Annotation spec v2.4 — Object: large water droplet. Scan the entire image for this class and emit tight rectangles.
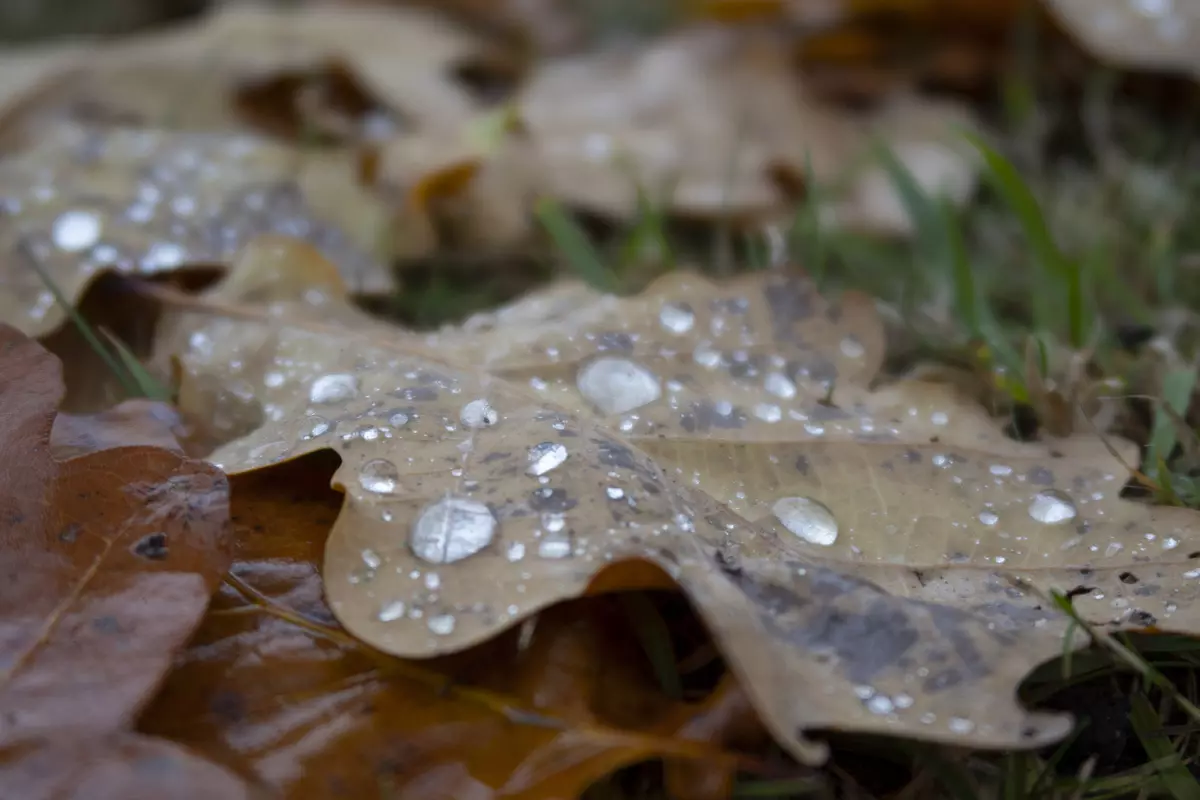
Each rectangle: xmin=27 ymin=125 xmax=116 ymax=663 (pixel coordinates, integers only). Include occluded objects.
xmin=659 ymin=302 xmax=695 ymax=334
xmin=461 ymin=399 xmax=498 ymax=428
xmin=309 ymin=373 xmax=358 ymax=404
xmin=772 ymin=496 xmax=839 ymax=546
xmin=577 ymin=357 xmax=661 ymax=414
xmin=52 ymin=209 xmax=102 ymax=252
xmin=359 ymin=459 xmax=399 ymax=494
xmin=1028 ymin=489 xmax=1077 ymax=525
xmin=527 ymin=442 xmax=568 ymax=476
xmin=410 ymin=496 xmax=496 ymax=564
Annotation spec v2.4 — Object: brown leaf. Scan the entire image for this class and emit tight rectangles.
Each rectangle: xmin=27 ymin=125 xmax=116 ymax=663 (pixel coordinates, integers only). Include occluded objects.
xmin=0 ymin=124 xmax=394 ymax=338
xmin=0 ymin=734 xmax=259 ymax=800
xmin=0 ymin=323 xmax=232 ymax=744
xmin=152 ymin=239 xmax=1105 ymax=763
xmin=50 ymin=399 xmax=185 ymax=459
xmin=139 ymin=457 xmax=750 ymax=798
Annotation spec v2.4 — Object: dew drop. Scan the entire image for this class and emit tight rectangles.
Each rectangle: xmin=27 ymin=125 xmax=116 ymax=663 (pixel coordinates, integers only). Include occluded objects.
xmin=361 ymin=548 xmax=382 ymax=570
xmin=772 ymin=496 xmax=839 ymax=546
xmin=931 ymin=411 xmax=949 ymax=426
xmin=359 ymin=459 xmax=400 ymax=494
xmin=978 ymin=510 xmax=999 ymax=527
xmin=309 ymin=373 xmax=358 ymax=404
xmin=948 ymin=717 xmax=974 ymax=734
xmin=527 ymin=442 xmax=568 ymax=476
xmin=753 ymin=403 xmax=782 ymax=423
xmin=410 ymin=496 xmax=496 ymax=564
xmin=264 ymin=371 xmax=285 ymax=388
xmin=307 ymin=417 xmax=331 ymax=438
xmin=1164 ymin=537 xmax=1180 ymax=550
xmin=606 ymin=486 xmax=625 ymax=500
xmin=427 ymin=614 xmax=456 ymax=636
xmin=389 ymin=412 xmax=410 ymax=427
xmin=659 ymin=302 xmax=695 ymax=334
xmin=866 ymin=695 xmax=894 ymax=715
xmin=1027 ymin=489 xmax=1078 ymax=525
xmin=377 ymin=600 xmax=406 ymax=622
xmin=538 ymin=537 xmax=572 ymax=559
xmin=577 ymin=357 xmax=661 ymax=415
xmin=542 ymin=513 xmax=566 ymax=532
xmin=52 ymin=209 xmax=102 ymax=252
xmin=989 ymin=464 xmax=1013 ymax=477
xmin=461 ymin=398 xmax=498 ymax=428
xmin=693 ymin=344 xmax=722 ymax=369
xmin=505 ymin=541 xmax=526 ymax=562
xmin=764 ymin=372 xmax=796 ymax=399
xmin=840 ymin=336 xmax=865 ymax=359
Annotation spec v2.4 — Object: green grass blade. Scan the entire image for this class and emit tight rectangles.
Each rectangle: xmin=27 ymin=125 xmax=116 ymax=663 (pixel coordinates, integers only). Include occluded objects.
xmin=23 ymin=250 xmax=141 ymax=398
xmin=616 ymin=592 xmax=683 ymax=701
xmin=1146 ymin=367 xmax=1198 ymax=483
xmin=789 ymin=150 xmax=828 ymax=284
xmin=1128 ymin=692 xmax=1200 ymax=800
xmin=534 ymin=197 xmax=618 ymax=291
xmin=99 ymin=328 xmax=172 ymax=402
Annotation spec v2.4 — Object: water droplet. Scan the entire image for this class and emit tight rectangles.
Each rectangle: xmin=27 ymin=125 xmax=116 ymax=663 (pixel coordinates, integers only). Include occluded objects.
xmin=506 ymin=541 xmax=526 ymax=562
xmin=424 ymin=572 xmax=441 ymax=590
xmin=359 ymin=459 xmax=400 ymax=494
xmin=52 ymin=209 xmax=102 ymax=252
xmin=754 ymin=403 xmax=782 ymax=423
xmin=1164 ymin=537 xmax=1180 ymax=550
xmin=309 ymin=373 xmax=358 ymax=404
xmin=764 ymin=372 xmax=796 ymax=399
xmin=389 ymin=412 xmax=410 ymax=427
xmin=931 ymin=411 xmax=949 ymax=426
xmin=893 ymin=693 xmax=914 ymax=709
xmin=461 ymin=399 xmax=498 ymax=428
xmin=538 ymin=537 xmax=572 ymax=559
xmin=866 ymin=695 xmax=894 ymax=715
xmin=361 ymin=548 xmax=382 ymax=570
xmin=428 ymin=614 xmax=456 ymax=636
xmin=659 ymin=302 xmax=695 ymax=334
xmin=577 ymin=357 xmax=661 ymax=415
xmin=1028 ymin=489 xmax=1077 ymax=525
xmin=307 ymin=417 xmax=331 ymax=438
xmin=542 ymin=513 xmax=566 ymax=532
xmin=1184 ymin=569 xmax=1200 ymax=579
xmin=803 ymin=422 xmax=825 ymax=437
xmin=377 ymin=600 xmax=406 ymax=622
xmin=989 ymin=464 xmax=1013 ymax=476
xmin=264 ymin=371 xmax=285 ymax=388
xmin=772 ymin=496 xmax=839 ymax=546
xmin=606 ymin=486 xmax=625 ymax=500
xmin=527 ymin=442 xmax=568 ymax=476
xmin=693 ymin=344 xmax=722 ymax=369
xmin=410 ymin=496 xmax=496 ymax=564
xmin=948 ymin=717 xmax=974 ymax=734
xmin=978 ymin=510 xmax=999 ymax=527
xmin=840 ymin=336 xmax=865 ymax=359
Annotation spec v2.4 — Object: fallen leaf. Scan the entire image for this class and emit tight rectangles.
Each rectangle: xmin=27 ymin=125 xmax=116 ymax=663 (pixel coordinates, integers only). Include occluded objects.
xmin=139 ymin=456 xmax=751 ymax=798
xmin=0 ymin=323 xmax=232 ymax=744
xmin=0 ymin=124 xmax=394 ymax=338
xmin=511 ymin=25 xmax=979 ymax=232
xmin=0 ymin=734 xmax=259 ymax=800
xmin=50 ymin=398 xmax=186 ymax=459
xmin=1046 ymin=0 xmax=1200 ymax=76
xmin=150 ymin=237 xmax=1127 ymax=763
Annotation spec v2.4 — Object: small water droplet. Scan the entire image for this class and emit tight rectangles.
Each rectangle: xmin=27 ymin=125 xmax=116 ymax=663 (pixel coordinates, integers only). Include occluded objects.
xmin=52 ymin=209 xmax=102 ymax=252
xmin=577 ymin=357 xmax=661 ymax=415
xmin=361 ymin=548 xmax=382 ymax=570
xmin=309 ymin=373 xmax=358 ymax=404
xmin=659 ymin=302 xmax=695 ymax=334
xmin=1184 ymin=569 xmax=1200 ymax=579
xmin=893 ymin=693 xmax=914 ymax=709
xmin=542 ymin=513 xmax=566 ymax=532
xmin=674 ymin=513 xmax=694 ymax=532
xmin=989 ymin=464 xmax=1013 ymax=476
xmin=527 ymin=442 xmax=568 ymax=476
xmin=606 ymin=486 xmax=625 ymax=500
xmin=978 ymin=510 xmax=999 ymax=527
xmin=1028 ymin=489 xmax=1077 ymax=525
xmin=410 ymin=496 xmax=497 ymax=564
xmin=803 ymin=422 xmax=825 ymax=436
xmin=264 ymin=371 xmax=285 ymax=388
xmin=754 ymin=403 xmax=782 ymax=423
xmin=424 ymin=572 xmax=441 ymax=590
xmin=931 ymin=411 xmax=949 ymax=426
xmin=506 ymin=541 xmax=526 ymax=562
xmin=538 ymin=537 xmax=572 ymax=559
xmin=377 ymin=600 xmax=406 ymax=622
xmin=948 ymin=717 xmax=974 ymax=734
xmin=764 ymin=372 xmax=796 ymax=399
xmin=389 ymin=412 xmax=410 ymax=427
xmin=840 ymin=336 xmax=865 ymax=359
xmin=1164 ymin=537 xmax=1180 ymax=550
xmin=307 ymin=417 xmax=331 ymax=438
xmin=693 ymin=344 xmax=722 ymax=369
xmin=772 ymin=496 xmax=839 ymax=546
xmin=427 ymin=614 xmax=456 ymax=636
xmin=461 ymin=399 xmax=498 ymax=428
xmin=866 ymin=695 xmax=894 ymax=715
xmin=359 ymin=459 xmax=400 ymax=494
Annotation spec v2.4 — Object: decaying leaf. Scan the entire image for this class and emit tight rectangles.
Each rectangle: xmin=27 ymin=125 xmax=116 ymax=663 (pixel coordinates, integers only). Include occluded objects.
xmin=0 ymin=735 xmax=258 ymax=800
xmin=139 ymin=458 xmax=752 ymax=798
xmin=150 ymin=237 xmax=1154 ymax=764
xmin=50 ymin=398 xmax=185 ymax=460
xmin=0 ymin=4 xmax=503 ymax=143
xmin=511 ymin=25 xmax=979 ymax=232
xmin=0 ymin=324 xmax=232 ymax=744
xmin=0 ymin=124 xmax=394 ymax=338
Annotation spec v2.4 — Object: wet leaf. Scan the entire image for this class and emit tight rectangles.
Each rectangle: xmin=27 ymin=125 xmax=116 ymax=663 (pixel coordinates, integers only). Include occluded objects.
xmin=0 ymin=324 xmax=232 ymax=743
xmin=138 ymin=457 xmax=751 ymax=798
xmin=0 ymin=734 xmax=259 ymax=800
xmin=0 ymin=124 xmax=394 ymax=338
xmin=50 ymin=398 xmax=186 ymax=459
xmin=1046 ymin=0 xmax=1200 ymax=76
xmin=151 ymin=237 xmax=1172 ymax=763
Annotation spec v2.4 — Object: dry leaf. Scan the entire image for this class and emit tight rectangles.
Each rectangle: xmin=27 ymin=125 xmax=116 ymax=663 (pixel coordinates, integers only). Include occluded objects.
xmin=139 ymin=457 xmax=750 ymax=798
xmin=0 ymin=124 xmax=394 ymax=338
xmin=511 ymin=25 xmax=979 ymax=233
xmin=150 ymin=237 xmax=1155 ymax=765
xmin=0 ymin=324 xmax=232 ymax=744
xmin=0 ymin=735 xmax=258 ymax=800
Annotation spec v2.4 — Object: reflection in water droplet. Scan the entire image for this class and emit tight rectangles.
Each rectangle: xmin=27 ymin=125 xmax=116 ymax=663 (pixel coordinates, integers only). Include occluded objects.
xmin=527 ymin=442 xmax=568 ymax=476
xmin=772 ymin=496 xmax=839 ymax=546
xmin=410 ymin=496 xmax=496 ymax=564
xmin=461 ymin=399 xmax=498 ymax=428
xmin=359 ymin=459 xmax=400 ymax=494
xmin=307 ymin=418 xmax=331 ymax=438
xmin=866 ymin=695 xmax=894 ymax=715
xmin=538 ymin=537 xmax=572 ymax=559
xmin=764 ymin=372 xmax=796 ymax=399
xmin=606 ymin=487 xmax=625 ymax=500
xmin=989 ymin=464 xmax=1013 ymax=476
xmin=542 ymin=513 xmax=565 ymax=532
xmin=1164 ymin=537 xmax=1180 ymax=550
xmin=659 ymin=302 xmax=695 ymax=334
xmin=53 ymin=209 xmax=102 ymax=252
xmin=577 ymin=357 xmax=661 ymax=415
xmin=754 ymin=403 xmax=782 ymax=423
xmin=428 ymin=614 xmax=456 ymax=636
xmin=1027 ymin=489 xmax=1077 ymax=525
xmin=309 ymin=373 xmax=358 ymax=404
xmin=377 ymin=600 xmax=406 ymax=622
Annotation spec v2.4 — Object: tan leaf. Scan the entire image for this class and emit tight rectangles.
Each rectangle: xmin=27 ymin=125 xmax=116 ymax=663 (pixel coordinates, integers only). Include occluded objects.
xmin=1046 ymin=0 xmax=1200 ymax=76
xmin=151 ymin=237 xmax=1161 ymax=764
xmin=0 ymin=124 xmax=394 ymax=338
